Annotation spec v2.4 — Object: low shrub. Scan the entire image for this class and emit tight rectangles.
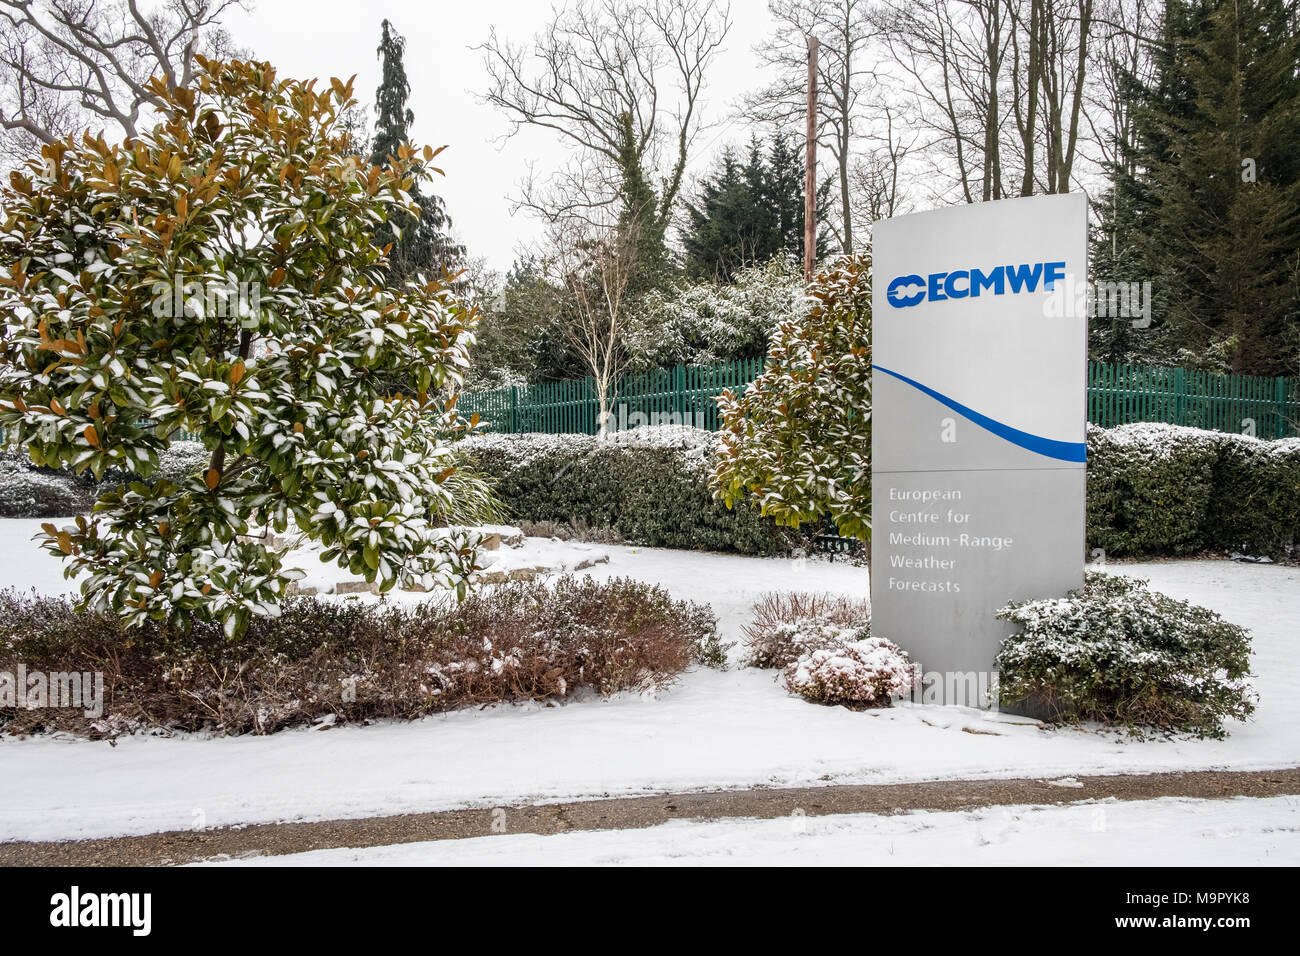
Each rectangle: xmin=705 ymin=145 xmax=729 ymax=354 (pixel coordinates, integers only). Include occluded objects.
xmin=464 ymin=426 xmax=795 ymax=555
xmin=0 ymin=450 xmax=98 ymax=517
xmin=783 ymin=635 xmax=917 ymax=709
xmin=741 ymin=591 xmax=872 ymax=668
xmin=739 ymin=590 xmax=911 ymax=710
xmin=0 ymin=576 xmax=720 ymax=737
xmin=516 ymin=517 xmax=627 ymax=545
xmin=995 ymin=571 xmax=1256 ymax=738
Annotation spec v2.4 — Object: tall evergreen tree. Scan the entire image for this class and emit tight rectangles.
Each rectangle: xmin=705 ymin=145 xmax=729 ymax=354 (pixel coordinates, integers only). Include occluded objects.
xmin=1120 ymin=0 xmax=1300 ymax=375
xmin=682 ymin=135 xmax=818 ymax=281
xmin=370 ymin=19 xmax=463 ymax=285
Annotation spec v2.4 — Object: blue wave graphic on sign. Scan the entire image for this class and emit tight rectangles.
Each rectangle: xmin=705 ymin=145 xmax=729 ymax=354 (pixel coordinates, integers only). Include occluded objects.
xmin=872 ymin=364 xmax=1087 ymax=463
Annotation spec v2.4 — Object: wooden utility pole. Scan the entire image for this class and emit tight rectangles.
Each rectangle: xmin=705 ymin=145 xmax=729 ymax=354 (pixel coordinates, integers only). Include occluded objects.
xmin=804 ymin=35 xmax=819 ymax=282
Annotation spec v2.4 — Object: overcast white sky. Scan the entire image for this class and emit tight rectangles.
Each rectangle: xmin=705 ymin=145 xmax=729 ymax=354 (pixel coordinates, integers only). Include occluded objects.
xmin=226 ymin=0 xmax=781 ymax=272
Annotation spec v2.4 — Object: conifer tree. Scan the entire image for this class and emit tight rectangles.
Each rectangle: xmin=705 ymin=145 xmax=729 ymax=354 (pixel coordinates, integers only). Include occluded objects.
xmin=682 ymin=135 xmax=818 ymax=281
xmin=1121 ymin=0 xmax=1300 ymax=375
xmin=371 ymin=19 xmax=463 ymax=284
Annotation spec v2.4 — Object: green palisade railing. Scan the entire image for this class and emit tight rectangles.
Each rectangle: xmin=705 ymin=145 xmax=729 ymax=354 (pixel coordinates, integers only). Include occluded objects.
xmin=9 ymin=360 xmax=1290 ymax=446
xmin=461 ymin=358 xmax=767 ymax=437
xmin=1086 ymin=363 xmax=1300 ymax=440
xmin=462 ymin=360 xmax=1300 ymax=440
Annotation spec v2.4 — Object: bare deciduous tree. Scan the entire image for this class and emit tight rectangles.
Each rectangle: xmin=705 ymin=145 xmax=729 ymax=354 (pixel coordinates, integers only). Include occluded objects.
xmin=746 ymin=0 xmax=880 ymax=254
xmin=850 ymin=101 xmax=913 ymax=229
xmin=545 ymin=214 xmax=642 ymax=437
xmin=1029 ymin=0 xmax=1094 ymax=192
xmin=478 ymin=0 xmax=731 ymax=233
xmin=1084 ymin=0 xmax=1158 ymax=253
xmin=0 ymin=0 xmax=245 ymax=163
xmin=880 ymin=0 xmax=1010 ymax=203
xmin=880 ymin=0 xmax=1096 ymax=202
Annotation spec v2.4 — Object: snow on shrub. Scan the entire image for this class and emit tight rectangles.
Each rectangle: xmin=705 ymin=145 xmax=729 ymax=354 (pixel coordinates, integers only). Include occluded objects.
xmin=0 ymin=470 xmax=89 ymax=517
xmin=0 ymin=451 xmax=96 ymax=517
xmin=0 ymin=441 xmax=260 ymax=518
xmin=464 ymin=426 xmax=794 ymax=554
xmin=0 ymin=575 xmax=720 ymax=738
xmin=151 ymin=441 xmax=210 ymax=484
xmin=783 ymin=634 xmax=917 ymax=709
xmin=741 ymin=590 xmax=913 ymax=709
xmin=1086 ymin=422 xmax=1300 ymax=559
xmin=460 ymin=417 xmax=1297 ymax=560
xmin=742 ymin=591 xmax=872 ymax=668
xmin=1085 ymin=422 xmax=1220 ymax=556
xmin=995 ymin=571 xmax=1256 ymax=738
xmin=1203 ymin=431 xmax=1300 ymax=558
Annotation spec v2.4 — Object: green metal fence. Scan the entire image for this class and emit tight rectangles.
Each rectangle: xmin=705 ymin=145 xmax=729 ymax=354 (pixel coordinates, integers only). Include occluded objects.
xmin=461 ymin=358 xmax=765 ymax=436
xmin=462 ymin=359 xmax=1300 ymax=440
xmin=1087 ymin=363 xmax=1299 ymax=439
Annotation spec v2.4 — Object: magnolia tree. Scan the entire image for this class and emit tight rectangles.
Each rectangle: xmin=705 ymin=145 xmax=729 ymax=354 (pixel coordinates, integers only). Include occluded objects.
xmin=0 ymin=58 xmax=489 ymax=636
xmin=711 ymin=256 xmax=872 ymax=554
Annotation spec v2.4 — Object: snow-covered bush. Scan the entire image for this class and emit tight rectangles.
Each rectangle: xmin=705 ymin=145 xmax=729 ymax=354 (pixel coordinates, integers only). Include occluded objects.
xmin=1086 ymin=423 xmax=1300 ymax=558
xmin=783 ymin=634 xmax=917 ymax=709
xmin=623 ymin=258 xmax=804 ymax=372
xmin=0 ymin=450 xmax=97 ymax=517
xmin=712 ymin=256 xmax=872 ymax=543
xmin=0 ymin=440 xmax=266 ymax=518
xmin=739 ymin=589 xmax=912 ymax=709
xmin=995 ymin=571 xmax=1256 ymax=738
xmin=1085 ymin=423 xmax=1219 ymax=556
xmin=464 ymin=426 xmax=794 ymax=554
xmin=0 ymin=575 xmax=719 ymax=737
xmin=151 ymin=441 xmax=210 ymax=484
xmin=0 ymin=60 xmax=489 ymax=635
xmin=742 ymin=591 xmax=872 ymax=668
xmin=1204 ymin=433 xmax=1300 ymax=558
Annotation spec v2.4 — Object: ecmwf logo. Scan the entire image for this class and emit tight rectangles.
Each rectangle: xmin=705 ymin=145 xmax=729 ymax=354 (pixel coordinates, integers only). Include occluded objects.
xmin=885 ymin=261 xmax=1068 ymax=308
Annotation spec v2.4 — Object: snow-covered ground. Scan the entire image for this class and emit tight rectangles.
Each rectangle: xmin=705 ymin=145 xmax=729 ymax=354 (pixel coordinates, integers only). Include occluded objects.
xmin=208 ymin=795 xmax=1300 ymax=866
xmin=1 ymin=517 xmax=1298 ymax=843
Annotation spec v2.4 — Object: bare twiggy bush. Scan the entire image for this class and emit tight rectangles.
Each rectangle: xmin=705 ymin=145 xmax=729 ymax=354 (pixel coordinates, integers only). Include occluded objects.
xmin=741 ymin=590 xmax=871 ymax=669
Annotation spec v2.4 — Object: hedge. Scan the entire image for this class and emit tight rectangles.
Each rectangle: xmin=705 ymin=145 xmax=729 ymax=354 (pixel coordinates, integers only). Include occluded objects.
xmin=6 ymin=425 xmax=1298 ymax=560
xmin=471 ymin=423 xmax=1299 ymax=559
xmin=0 ymin=441 xmax=208 ymax=519
xmin=1086 ymin=423 xmax=1300 ymax=559
xmin=463 ymin=426 xmax=795 ymax=555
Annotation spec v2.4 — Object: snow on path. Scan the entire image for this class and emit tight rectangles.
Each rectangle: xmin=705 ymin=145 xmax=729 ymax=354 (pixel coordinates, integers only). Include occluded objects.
xmin=1 ymin=518 xmax=1298 ymax=842
xmin=206 ymin=795 xmax=1300 ymax=866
